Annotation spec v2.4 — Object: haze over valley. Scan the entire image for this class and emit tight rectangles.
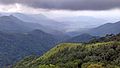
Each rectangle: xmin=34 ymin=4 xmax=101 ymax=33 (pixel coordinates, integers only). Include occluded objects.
xmin=0 ymin=0 xmax=120 ymax=68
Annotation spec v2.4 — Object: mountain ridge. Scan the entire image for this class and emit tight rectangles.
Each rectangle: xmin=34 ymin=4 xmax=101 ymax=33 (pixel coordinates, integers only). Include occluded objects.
xmin=86 ymin=21 xmax=120 ymax=36
xmin=0 ymin=29 xmax=59 ymax=67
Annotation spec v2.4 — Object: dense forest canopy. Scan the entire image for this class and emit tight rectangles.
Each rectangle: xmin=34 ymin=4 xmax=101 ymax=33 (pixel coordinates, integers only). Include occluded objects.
xmin=13 ymin=33 xmax=120 ymax=68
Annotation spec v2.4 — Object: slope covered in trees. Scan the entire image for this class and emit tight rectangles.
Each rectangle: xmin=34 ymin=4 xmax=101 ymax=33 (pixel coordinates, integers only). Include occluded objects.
xmin=13 ymin=41 xmax=120 ymax=68
xmin=0 ymin=30 xmax=59 ymax=67
xmin=89 ymin=33 xmax=120 ymax=43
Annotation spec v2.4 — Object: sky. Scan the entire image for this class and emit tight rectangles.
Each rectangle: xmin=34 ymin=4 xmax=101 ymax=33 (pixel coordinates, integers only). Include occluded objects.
xmin=0 ymin=0 xmax=120 ymax=10
xmin=0 ymin=0 xmax=120 ymax=22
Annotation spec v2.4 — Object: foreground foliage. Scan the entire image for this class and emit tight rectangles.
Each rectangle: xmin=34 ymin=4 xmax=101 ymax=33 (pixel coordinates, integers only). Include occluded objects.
xmin=13 ymin=41 xmax=120 ymax=68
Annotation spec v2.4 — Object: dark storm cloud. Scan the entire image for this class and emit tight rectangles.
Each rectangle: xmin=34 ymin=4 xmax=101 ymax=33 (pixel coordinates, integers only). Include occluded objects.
xmin=0 ymin=0 xmax=120 ymax=10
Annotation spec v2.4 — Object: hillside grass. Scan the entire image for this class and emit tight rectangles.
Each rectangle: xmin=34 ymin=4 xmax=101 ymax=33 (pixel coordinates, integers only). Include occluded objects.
xmin=13 ymin=41 xmax=120 ymax=68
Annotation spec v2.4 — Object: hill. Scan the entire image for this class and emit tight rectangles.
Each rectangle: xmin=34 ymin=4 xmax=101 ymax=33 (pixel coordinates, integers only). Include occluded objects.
xmin=13 ymin=33 xmax=120 ymax=68
xmin=89 ymin=33 xmax=120 ymax=43
xmin=13 ymin=42 xmax=120 ymax=68
xmin=0 ymin=30 xmax=59 ymax=67
xmin=0 ymin=15 xmax=46 ymax=33
xmin=87 ymin=21 xmax=120 ymax=36
xmin=67 ymin=21 xmax=120 ymax=37
xmin=65 ymin=33 xmax=99 ymax=43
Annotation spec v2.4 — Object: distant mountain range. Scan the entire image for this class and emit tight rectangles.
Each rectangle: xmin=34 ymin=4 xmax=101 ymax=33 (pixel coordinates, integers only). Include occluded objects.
xmin=0 ymin=13 xmax=120 ymax=39
xmin=0 ymin=15 xmax=68 ymax=38
xmin=12 ymin=13 xmax=67 ymax=32
xmin=0 ymin=13 xmax=120 ymax=42
xmin=53 ymin=16 xmax=107 ymax=31
xmin=67 ymin=21 xmax=120 ymax=36
xmin=0 ymin=13 xmax=108 ymax=32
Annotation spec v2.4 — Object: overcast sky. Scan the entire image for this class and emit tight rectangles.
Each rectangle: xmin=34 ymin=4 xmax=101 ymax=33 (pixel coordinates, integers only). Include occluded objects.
xmin=0 ymin=0 xmax=120 ymax=10
xmin=0 ymin=0 xmax=120 ymax=22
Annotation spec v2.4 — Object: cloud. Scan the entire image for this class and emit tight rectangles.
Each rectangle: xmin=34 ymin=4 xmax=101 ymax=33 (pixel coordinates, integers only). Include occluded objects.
xmin=0 ymin=3 xmax=48 ymax=14
xmin=0 ymin=0 xmax=120 ymax=10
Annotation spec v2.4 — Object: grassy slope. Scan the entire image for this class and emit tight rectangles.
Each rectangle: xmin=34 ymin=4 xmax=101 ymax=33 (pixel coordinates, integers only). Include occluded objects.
xmin=13 ymin=42 xmax=120 ymax=68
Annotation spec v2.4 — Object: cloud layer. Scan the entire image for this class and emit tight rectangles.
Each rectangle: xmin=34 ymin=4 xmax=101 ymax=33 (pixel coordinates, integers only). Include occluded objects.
xmin=0 ymin=0 xmax=120 ymax=10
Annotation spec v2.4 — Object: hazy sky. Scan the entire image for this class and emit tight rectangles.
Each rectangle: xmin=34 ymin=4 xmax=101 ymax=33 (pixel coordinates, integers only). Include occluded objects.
xmin=0 ymin=0 xmax=120 ymax=22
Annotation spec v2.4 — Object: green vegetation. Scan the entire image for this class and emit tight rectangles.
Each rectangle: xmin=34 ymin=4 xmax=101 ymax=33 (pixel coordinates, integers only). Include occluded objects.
xmin=13 ymin=33 xmax=120 ymax=68
xmin=13 ymin=41 xmax=120 ymax=68
xmin=89 ymin=33 xmax=120 ymax=43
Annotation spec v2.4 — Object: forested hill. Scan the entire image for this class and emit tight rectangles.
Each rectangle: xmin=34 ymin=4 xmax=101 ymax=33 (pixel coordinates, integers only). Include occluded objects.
xmin=89 ymin=33 xmax=120 ymax=43
xmin=13 ymin=33 xmax=120 ymax=68
xmin=0 ymin=30 xmax=59 ymax=68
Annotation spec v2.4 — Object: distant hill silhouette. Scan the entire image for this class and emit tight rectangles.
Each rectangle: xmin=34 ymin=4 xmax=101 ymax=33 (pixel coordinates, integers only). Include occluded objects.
xmin=87 ymin=21 xmax=120 ymax=36
xmin=65 ymin=33 xmax=98 ymax=43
